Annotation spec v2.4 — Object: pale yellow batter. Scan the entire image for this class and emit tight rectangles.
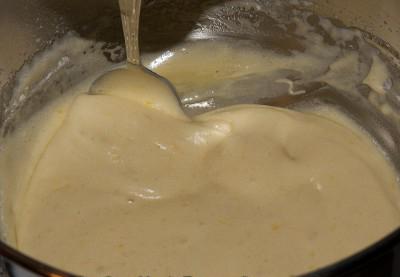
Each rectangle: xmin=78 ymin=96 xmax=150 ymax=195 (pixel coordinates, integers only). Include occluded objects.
xmin=0 ymin=62 xmax=398 ymax=277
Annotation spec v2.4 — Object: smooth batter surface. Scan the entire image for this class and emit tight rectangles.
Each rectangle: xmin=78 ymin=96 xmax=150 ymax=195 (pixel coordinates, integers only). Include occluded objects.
xmin=2 ymin=63 xmax=399 ymax=277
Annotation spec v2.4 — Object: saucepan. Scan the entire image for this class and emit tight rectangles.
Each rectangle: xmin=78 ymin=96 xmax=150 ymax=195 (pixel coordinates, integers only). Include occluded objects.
xmin=1 ymin=0 xmax=400 ymax=276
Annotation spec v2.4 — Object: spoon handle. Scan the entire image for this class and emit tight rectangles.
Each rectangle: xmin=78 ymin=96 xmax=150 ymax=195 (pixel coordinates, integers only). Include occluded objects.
xmin=119 ymin=0 xmax=142 ymax=65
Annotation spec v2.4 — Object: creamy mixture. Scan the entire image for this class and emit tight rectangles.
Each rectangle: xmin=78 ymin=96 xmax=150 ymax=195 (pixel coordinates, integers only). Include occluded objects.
xmin=0 ymin=59 xmax=399 ymax=276
xmin=2 ymin=6 xmax=400 ymax=276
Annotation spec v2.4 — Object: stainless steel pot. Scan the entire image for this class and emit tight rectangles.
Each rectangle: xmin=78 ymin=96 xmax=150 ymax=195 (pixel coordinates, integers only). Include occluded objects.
xmin=1 ymin=0 xmax=400 ymax=276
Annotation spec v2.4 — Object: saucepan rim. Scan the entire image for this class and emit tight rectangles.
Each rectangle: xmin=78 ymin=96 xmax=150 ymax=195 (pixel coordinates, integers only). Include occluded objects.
xmin=0 ymin=227 xmax=400 ymax=276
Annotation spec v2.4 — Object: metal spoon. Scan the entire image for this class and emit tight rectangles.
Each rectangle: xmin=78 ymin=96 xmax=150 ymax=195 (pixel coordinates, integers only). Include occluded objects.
xmin=119 ymin=0 xmax=142 ymax=65
xmin=90 ymin=0 xmax=181 ymax=107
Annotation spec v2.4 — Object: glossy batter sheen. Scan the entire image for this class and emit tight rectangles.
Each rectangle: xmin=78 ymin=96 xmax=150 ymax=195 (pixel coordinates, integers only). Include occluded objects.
xmin=6 ymin=65 xmax=400 ymax=277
